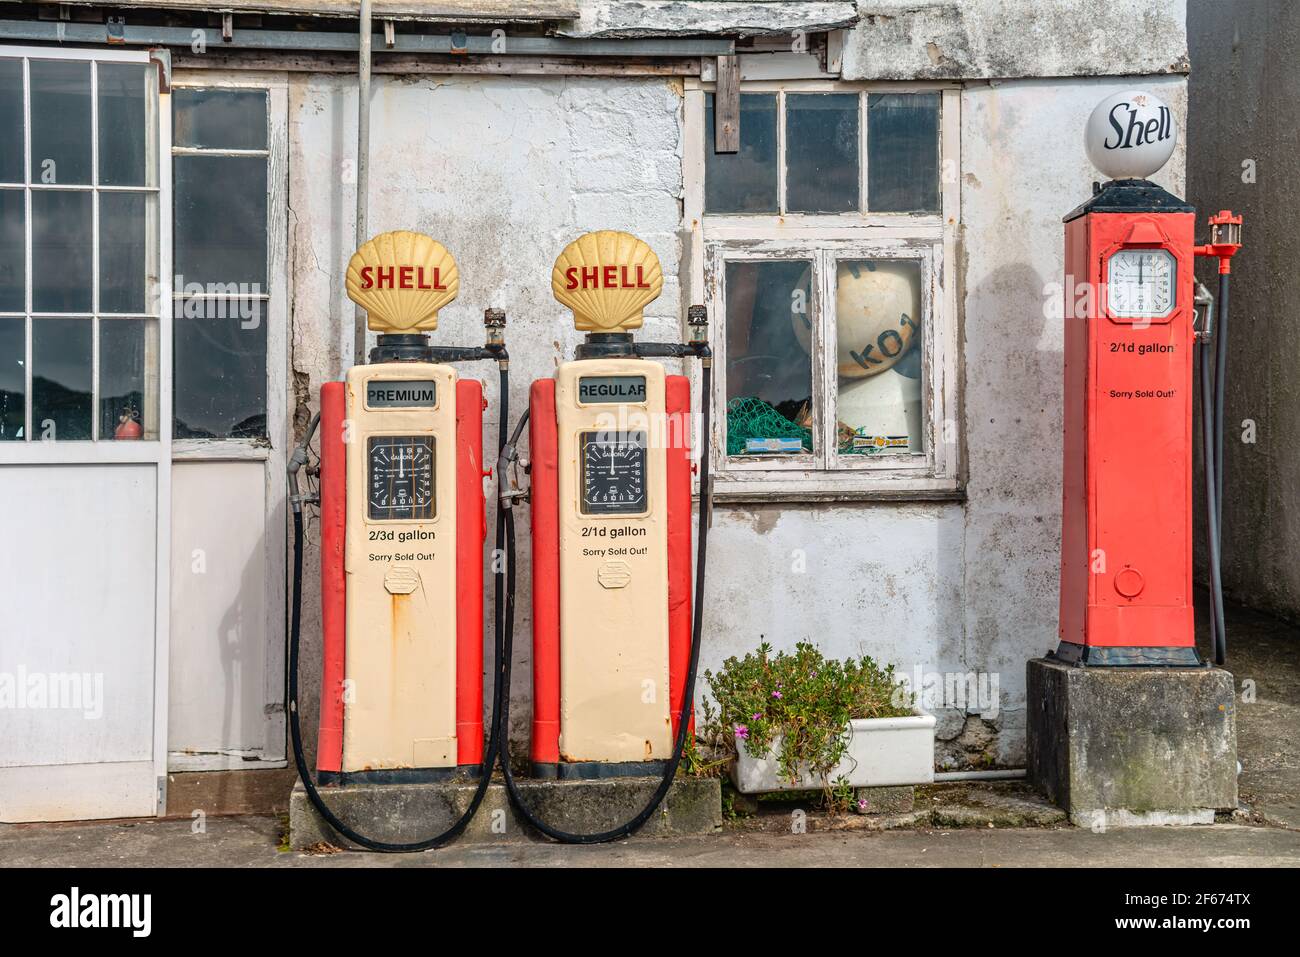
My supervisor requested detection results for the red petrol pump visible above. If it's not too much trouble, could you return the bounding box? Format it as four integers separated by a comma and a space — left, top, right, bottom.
494, 230, 713, 843
1057, 92, 1242, 667
287, 230, 510, 851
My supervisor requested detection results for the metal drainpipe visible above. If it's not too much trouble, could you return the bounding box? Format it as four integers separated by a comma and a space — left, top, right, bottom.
353, 0, 372, 365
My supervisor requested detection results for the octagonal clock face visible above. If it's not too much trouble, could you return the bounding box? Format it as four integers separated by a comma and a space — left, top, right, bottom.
367, 435, 435, 521
1107, 248, 1176, 319
580, 430, 647, 515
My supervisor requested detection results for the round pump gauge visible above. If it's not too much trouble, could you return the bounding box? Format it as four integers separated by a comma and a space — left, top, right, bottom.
580, 430, 647, 515
1107, 248, 1176, 319
368, 435, 435, 521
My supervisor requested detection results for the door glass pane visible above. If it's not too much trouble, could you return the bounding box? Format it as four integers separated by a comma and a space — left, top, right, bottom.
98, 63, 154, 187
705, 93, 778, 214
0, 59, 23, 184
0, 316, 24, 440
867, 93, 940, 213
32, 317, 92, 440
0, 188, 24, 311
100, 191, 149, 313
173, 88, 268, 150
835, 259, 924, 456
30, 59, 92, 186
724, 260, 813, 455
32, 190, 93, 312
174, 155, 267, 290
786, 93, 859, 214
174, 298, 268, 439
101, 317, 158, 440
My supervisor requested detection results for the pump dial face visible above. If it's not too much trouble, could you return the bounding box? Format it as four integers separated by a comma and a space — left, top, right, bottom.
580, 430, 647, 515
368, 435, 435, 521
1107, 248, 1176, 319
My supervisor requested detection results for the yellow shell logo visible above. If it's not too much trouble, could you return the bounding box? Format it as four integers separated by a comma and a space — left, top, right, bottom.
551, 230, 663, 331
345, 230, 459, 332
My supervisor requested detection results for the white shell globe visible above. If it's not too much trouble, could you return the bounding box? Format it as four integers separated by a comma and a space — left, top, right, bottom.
792, 260, 921, 379
1084, 91, 1177, 180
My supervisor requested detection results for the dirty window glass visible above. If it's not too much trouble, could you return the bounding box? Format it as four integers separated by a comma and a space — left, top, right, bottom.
101, 317, 159, 440
0, 188, 24, 311
0, 59, 23, 184
100, 191, 151, 314
724, 260, 814, 455
173, 88, 268, 151
172, 87, 270, 441
98, 63, 155, 188
32, 317, 92, 440
705, 93, 778, 214
834, 259, 924, 456
867, 93, 940, 213
786, 93, 859, 213
173, 299, 268, 439
31, 189, 93, 313
29, 60, 92, 186
0, 316, 24, 440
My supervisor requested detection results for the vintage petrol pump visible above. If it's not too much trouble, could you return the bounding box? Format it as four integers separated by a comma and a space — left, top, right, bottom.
1057, 92, 1241, 667
495, 230, 713, 843
287, 231, 510, 851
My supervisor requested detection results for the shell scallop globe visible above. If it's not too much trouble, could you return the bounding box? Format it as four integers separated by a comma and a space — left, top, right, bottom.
552, 230, 663, 331
345, 230, 460, 332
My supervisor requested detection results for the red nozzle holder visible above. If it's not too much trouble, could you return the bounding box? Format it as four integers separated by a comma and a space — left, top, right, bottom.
1194, 210, 1243, 274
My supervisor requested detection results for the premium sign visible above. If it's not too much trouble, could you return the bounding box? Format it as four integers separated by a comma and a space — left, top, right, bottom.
552, 230, 664, 331
366, 379, 438, 408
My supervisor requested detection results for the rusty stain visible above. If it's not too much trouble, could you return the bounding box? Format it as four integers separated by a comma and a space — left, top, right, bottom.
644, 739, 653, 759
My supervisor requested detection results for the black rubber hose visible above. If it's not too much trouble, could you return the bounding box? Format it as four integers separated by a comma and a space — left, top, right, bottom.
497, 360, 713, 843
285, 364, 510, 852
1199, 338, 1227, 667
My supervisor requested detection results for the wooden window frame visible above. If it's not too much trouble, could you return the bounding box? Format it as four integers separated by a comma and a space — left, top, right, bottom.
684, 79, 962, 503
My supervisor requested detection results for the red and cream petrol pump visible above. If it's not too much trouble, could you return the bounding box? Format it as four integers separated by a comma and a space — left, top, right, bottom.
495, 230, 713, 843
287, 230, 510, 852
1056, 91, 1241, 667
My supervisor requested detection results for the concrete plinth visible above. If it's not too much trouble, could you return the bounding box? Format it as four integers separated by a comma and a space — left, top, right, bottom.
1026, 657, 1237, 828
289, 775, 722, 849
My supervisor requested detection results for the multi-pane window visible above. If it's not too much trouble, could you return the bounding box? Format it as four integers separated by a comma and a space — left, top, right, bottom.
705, 91, 940, 216
697, 85, 956, 488
0, 55, 161, 441
172, 88, 269, 440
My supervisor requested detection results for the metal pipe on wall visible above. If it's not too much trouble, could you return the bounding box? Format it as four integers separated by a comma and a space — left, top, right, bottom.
354, 0, 372, 365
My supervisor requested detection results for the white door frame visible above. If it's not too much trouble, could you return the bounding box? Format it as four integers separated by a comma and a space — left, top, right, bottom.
0, 43, 172, 815
168, 71, 289, 770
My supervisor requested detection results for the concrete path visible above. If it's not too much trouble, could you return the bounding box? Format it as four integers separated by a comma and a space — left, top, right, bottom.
3, 814, 1299, 867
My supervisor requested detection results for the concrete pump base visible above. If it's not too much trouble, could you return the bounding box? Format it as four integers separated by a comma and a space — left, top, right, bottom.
1026, 657, 1238, 827
288, 774, 722, 849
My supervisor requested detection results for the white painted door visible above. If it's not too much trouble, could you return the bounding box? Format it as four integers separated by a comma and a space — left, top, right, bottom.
0, 46, 172, 821
166, 76, 289, 770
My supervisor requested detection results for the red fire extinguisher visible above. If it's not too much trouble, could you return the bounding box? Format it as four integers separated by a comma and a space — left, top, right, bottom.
114, 406, 143, 440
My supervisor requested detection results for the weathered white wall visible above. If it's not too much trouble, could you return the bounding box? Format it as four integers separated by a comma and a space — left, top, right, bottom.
284, 64, 1188, 770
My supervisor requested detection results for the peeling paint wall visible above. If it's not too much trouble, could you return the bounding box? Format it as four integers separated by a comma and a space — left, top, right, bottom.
843, 0, 1189, 81
1188, 0, 1300, 623
283, 56, 1188, 772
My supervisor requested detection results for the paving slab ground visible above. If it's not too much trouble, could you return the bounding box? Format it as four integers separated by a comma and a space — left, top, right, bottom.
2, 814, 1299, 867
2, 596, 1295, 867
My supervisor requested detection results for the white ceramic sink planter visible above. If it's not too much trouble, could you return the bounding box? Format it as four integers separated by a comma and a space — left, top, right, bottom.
730, 712, 937, 794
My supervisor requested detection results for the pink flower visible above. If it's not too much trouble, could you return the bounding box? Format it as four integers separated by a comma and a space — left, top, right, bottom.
734, 725, 749, 740
771, 690, 783, 699
857, 798, 868, 811
751, 712, 763, 721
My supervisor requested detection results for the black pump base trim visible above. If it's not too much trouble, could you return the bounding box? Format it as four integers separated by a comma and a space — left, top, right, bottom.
530, 759, 670, 781
1052, 641, 1205, 668
316, 764, 483, 786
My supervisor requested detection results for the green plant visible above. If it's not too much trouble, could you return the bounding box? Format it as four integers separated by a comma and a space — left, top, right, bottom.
703, 641, 912, 791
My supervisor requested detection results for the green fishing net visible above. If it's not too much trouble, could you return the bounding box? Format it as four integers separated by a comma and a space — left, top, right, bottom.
726, 396, 812, 455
